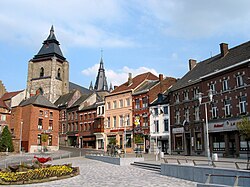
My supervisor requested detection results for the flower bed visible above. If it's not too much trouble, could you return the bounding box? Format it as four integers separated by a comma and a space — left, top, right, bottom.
0, 163, 79, 185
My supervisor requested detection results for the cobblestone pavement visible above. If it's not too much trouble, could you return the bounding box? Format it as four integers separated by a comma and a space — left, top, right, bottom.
11, 157, 197, 187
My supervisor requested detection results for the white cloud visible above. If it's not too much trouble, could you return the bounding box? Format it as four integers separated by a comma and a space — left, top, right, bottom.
82, 64, 158, 87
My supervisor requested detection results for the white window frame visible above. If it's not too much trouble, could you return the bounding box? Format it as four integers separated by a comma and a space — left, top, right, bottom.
239, 96, 247, 114
236, 75, 244, 87
222, 79, 229, 91
224, 100, 231, 116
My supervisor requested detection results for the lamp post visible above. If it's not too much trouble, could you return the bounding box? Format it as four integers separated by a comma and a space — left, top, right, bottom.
198, 89, 213, 165
123, 115, 128, 157
20, 121, 23, 154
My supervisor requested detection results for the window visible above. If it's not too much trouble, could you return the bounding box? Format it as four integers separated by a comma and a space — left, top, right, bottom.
37, 135, 41, 145
107, 117, 110, 128
164, 119, 169, 131
126, 134, 132, 148
195, 133, 202, 150
212, 105, 218, 119
143, 116, 148, 126
38, 119, 43, 130
135, 99, 140, 109
127, 115, 130, 126
80, 114, 83, 121
175, 111, 180, 124
195, 106, 200, 121
75, 122, 78, 131
184, 91, 189, 101
163, 106, 168, 115
126, 98, 130, 107
49, 120, 53, 130
49, 112, 53, 119
67, 124, 70, 131
107, 102, 111, 110
142, 97, 148, 108
193, 88, 199, 99
119, 99, 123, 108
222, 79, 229, 91
40, 67, 44, 77
175, 94, 180, 103
48, 135, 52, 146
113, 116, 117, 128
119, 115, 123, 127
239, 96, 247, 114
1, 115, 6, 121
57, 68, 61, 79
236, 75, 244, 87
102, 106, 104, 114
224, 99, 231, 117
39, 110, 43, 116
154, 120, 159, 133
210, 83, 215, 92
113, 101, 117, 109
184, 108, 189, 122
154, 108, 159, 115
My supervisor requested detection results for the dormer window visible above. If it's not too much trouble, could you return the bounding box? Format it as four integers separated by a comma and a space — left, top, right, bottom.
40, 67, 44, 77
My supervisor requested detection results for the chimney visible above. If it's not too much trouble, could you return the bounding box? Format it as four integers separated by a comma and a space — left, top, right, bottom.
128, 73, 132, 85
189, 59, 197, 71
159, 74, 163, 81
220, 43, 228, 57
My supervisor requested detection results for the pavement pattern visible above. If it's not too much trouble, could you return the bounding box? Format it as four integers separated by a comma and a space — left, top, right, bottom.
10, 157, 197, 187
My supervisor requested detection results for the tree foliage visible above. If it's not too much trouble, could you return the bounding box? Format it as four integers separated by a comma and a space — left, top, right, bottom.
237, 116, 250, 140
0, 126, 14, 152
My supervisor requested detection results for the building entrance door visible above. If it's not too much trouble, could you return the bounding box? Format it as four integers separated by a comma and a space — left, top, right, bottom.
185, 134, 191, 156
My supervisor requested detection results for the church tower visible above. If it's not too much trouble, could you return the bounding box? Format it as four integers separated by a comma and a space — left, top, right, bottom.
93, 57, 108, 91
26, 26, 69, 103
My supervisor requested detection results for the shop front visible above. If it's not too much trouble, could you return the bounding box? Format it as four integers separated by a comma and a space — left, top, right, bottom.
209, 119, 241, 158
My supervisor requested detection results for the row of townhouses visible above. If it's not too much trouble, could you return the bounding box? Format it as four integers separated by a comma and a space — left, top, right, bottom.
0, 26, 249, 158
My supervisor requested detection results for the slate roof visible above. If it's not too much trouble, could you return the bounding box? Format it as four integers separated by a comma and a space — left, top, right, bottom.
133, 80, 158, 95
19, 95, 57, 109
54, 90, 76, 107
170, 41, 250, 91
111, 72, 158, 94
70, 94, 91, 108
69, 82, 93, 95
94, 58, 108, 91
78, 103, 97, 112
33, 26, 65, 61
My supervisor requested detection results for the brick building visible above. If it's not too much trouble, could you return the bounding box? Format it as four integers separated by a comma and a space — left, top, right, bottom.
10, 95, 59, 153
169, 42, 250, 158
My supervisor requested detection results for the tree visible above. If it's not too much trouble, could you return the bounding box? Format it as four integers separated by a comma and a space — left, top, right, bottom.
237, 116, 250, 165
0, 126, 14, 152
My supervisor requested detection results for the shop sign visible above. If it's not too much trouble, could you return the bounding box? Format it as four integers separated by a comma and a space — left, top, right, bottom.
172, 127, 184, 134
208, 119, 239, 132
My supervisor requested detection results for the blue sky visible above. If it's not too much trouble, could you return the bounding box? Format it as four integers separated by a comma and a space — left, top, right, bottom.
1, 0, 250, 92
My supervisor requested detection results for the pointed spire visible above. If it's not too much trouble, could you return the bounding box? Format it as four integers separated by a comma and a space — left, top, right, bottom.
109, 82, 113, 92
94, 55, 108, 91
89, 81, 93, 90
33, 26, 65, 61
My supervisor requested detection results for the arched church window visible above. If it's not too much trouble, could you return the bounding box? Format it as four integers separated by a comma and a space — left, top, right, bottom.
57, 68, 61, 79
40, 67, 44, 77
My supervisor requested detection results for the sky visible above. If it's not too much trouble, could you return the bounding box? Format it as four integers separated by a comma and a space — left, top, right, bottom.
1, 0, 250, 92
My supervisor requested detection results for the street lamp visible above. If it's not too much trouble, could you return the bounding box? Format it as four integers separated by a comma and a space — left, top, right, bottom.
20, 121, 23, 154
198, 89, 213, 165
123, 114, 128, 157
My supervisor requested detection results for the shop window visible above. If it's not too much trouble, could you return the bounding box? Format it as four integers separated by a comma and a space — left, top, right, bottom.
240, 136, 249, 151
174, 135, 183, 151
126, 134, 132, 148
195, 132, 202, 150
213, 134, 225, 151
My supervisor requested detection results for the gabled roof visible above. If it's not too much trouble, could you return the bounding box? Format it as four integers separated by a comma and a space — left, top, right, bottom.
133, 80, 158, 95
19, 95, 57, 109
170, 41, 250, 91
69, 82, 93, 95
71, 94, 91, 108
54, 90, 76, 107
33, 26, 65, 61
111, 72, 158, 94
0, 90, 23, 101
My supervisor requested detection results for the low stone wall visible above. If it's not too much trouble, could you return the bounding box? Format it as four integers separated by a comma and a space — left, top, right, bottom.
85, 155, 144, 166
161, 163, 250, 187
